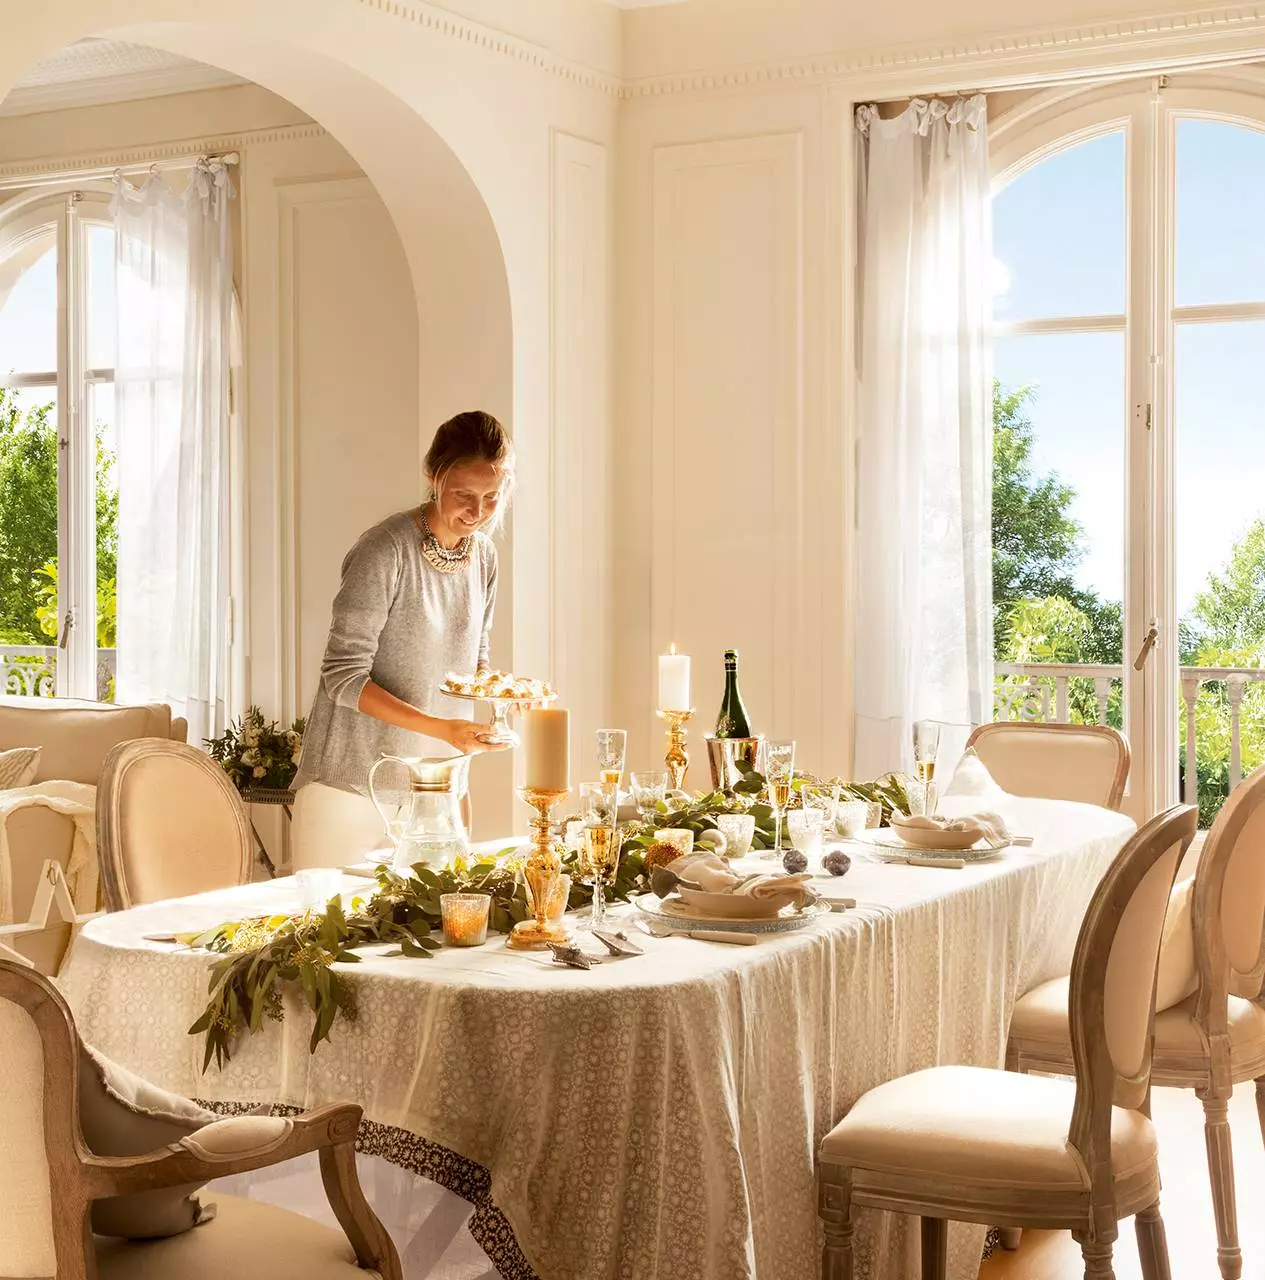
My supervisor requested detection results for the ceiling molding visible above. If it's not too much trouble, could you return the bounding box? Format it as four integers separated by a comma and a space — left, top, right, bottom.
0, 122, 328, 183
1, 64, 246, 117
622, 4, 1265, 98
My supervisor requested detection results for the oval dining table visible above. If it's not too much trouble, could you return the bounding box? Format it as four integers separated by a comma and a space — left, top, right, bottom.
58, 795, 1134, 1280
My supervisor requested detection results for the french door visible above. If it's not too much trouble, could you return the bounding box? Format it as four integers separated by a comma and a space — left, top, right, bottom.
991, 78, 1265, 824
0, 189, 115, 701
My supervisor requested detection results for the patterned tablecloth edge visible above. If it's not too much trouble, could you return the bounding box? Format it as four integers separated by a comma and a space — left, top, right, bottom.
197, 1099, 540, 1280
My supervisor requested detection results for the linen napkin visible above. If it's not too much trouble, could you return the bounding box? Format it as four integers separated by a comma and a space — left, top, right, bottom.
670, 854, 740, 893
731, 872, 816, 910
892, 811, 1011, 844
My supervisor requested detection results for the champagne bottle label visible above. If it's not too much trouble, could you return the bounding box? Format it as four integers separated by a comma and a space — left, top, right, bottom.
715, 649, 753, 739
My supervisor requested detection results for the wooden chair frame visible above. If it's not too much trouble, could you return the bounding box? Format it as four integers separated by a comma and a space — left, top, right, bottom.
0, 960, 401, 1280
965, 721, 1131, 811
1007, 764, 1265, 1278
819, 804, 1197, 1280
98, 739, 253, 912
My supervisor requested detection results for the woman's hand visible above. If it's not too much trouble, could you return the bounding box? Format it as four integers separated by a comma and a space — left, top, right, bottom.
439, 719, 511, 754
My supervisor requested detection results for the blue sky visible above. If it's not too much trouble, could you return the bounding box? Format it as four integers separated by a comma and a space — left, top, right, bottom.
994, 120, 1265, 634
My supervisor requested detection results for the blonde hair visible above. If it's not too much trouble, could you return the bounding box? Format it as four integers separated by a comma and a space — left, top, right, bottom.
424, 410, 515, 535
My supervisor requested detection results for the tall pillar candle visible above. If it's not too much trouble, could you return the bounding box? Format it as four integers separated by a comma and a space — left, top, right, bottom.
522, 708, 570, 791
658, 645, 691, 712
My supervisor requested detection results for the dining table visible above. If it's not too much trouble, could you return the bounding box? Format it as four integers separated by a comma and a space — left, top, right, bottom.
57, 794, 1134, 1280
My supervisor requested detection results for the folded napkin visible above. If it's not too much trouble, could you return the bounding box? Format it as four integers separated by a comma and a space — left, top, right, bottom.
669, 854, 739, 893
731, 872, 816, 910
892, 811, 1011, 844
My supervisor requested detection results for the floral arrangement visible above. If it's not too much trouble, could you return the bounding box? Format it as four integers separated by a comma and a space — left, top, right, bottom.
204, 706, 306, 794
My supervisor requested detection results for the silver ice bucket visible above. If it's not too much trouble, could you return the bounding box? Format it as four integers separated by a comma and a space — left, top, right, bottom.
704, 734, 767, 791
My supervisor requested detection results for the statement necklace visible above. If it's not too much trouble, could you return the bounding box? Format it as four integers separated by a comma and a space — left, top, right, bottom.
417, 506, 473, 574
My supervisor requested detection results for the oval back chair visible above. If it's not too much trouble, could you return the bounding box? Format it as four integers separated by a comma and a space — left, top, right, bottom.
965, 721, 1130, 810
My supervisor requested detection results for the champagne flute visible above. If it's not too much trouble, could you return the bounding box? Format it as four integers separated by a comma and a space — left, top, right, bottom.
579, 781, 620, 929
765, 740, 796, 860
911, 720, 941, 816
595, 729, 628, 792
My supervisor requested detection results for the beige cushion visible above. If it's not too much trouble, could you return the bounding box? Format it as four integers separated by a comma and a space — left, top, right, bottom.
1155, 877, 1197, 1012
1009, 976, 1072, 1053
969, 725, 1124, 809
0, 997, 56, 1274
1153, 994, 1265, 1068
180, 1116, 293, 1161
94, 1193, 377, 1279
943, 748, 1007, 801
0, 697, 174, 785
0, 744, 41, 789
819, 1065, 1156, 1192
80, 1044, 216, 1239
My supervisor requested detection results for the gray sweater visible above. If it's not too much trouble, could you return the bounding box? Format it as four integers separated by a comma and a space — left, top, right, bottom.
294, 509, 498, 795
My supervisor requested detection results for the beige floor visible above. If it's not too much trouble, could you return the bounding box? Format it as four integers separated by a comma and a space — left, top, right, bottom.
979, 1080, 1264, 1280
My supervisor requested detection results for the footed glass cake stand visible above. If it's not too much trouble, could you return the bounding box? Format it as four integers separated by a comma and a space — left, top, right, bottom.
442, 690, 556, 747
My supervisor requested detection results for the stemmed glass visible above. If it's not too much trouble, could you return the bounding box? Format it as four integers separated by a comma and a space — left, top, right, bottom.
765, 740, 796, 859
595, 729, 628, 792
578, 781, 620, 930
630, 770, 668, 821
911, 720, 941, 816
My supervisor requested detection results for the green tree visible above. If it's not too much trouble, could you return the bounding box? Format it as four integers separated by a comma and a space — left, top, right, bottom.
1187, 518, 1265, 656
0, 387, 119, 648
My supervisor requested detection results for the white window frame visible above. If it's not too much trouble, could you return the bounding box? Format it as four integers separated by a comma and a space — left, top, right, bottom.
0, 186, 113, 699
990, 72, 1265, 819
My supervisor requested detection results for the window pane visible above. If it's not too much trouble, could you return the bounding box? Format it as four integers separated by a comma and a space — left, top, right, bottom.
1176, 120, 1265, 307
992, 332, 1125, 726
0, 239, 57, 377
1174, 321, 1265, 824
89, 381, 117, 702
87, 224, 116, 372
993, 131, 1126, 321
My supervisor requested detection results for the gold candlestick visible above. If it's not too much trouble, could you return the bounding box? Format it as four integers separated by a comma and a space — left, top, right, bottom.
656, 708, 693, 791
507, 786, 572, 951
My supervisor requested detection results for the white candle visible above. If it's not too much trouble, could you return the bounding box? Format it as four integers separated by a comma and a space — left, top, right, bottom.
522, 708, 570, 791
658, 644, 691, 712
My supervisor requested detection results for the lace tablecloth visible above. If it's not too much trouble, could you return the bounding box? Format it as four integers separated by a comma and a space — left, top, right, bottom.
59, 796, 1133, 1280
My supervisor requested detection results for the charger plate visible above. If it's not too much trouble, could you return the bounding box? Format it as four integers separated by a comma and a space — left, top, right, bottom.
866, 829, 1009, 863
635, 893, 832, 935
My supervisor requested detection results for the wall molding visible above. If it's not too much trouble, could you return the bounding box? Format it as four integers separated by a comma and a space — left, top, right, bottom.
0, 122, 328, 183
625, 6, 1265, 98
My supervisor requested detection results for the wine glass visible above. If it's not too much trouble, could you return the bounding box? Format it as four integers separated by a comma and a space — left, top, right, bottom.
765, 740, 796, 860
578, 781, 620, 930
595, 729, 628, 792
911, 720, 941, 816
630, 769, 668, 821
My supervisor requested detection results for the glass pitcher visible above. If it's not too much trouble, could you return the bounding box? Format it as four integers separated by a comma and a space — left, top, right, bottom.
368, 753, 472, 870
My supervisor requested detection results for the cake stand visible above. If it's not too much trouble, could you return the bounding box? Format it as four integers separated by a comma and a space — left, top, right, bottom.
441, 689, 556, 747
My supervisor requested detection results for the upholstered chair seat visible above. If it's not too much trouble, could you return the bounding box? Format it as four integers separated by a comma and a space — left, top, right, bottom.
820, 1065, 1158, 1198
95, 1193, 383, 1280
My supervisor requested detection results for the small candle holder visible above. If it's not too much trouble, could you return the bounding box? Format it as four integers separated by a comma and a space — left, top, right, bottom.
440, 892, 491, 946
507, 785, 573, 951
656, 708, 693, 791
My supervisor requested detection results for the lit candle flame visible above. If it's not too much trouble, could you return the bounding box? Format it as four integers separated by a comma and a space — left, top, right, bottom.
669, 641, 676, 656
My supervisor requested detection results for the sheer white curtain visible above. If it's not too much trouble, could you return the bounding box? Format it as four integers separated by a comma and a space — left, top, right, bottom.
113, 161, 234, 744
852, 97, 993, 778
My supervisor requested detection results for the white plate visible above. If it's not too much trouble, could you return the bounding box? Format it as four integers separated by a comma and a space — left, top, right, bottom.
634, 893, 832, 935
867, 830, 1009, 863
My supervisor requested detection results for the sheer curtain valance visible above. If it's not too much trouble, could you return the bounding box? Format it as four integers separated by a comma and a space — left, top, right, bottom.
112, 160, 235, 744
852, 95, 993, 779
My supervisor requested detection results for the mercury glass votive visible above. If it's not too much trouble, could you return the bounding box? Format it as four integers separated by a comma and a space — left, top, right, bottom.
296, 867, 342, 911
716, 813, 756, 857
440, 893, 492, 947
835, 800, 871, 840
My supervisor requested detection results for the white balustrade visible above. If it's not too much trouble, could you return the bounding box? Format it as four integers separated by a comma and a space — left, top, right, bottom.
0, 646, 116, 700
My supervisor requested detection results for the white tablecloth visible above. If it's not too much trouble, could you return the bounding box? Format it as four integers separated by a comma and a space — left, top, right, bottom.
59, 796, 1133, 1280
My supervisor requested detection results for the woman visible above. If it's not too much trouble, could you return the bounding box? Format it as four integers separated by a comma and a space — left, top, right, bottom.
291, 410, 512, 868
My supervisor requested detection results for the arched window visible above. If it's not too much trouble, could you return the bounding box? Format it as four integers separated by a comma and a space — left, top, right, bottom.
990, 78, 1265, 824
0, 189, 117, 699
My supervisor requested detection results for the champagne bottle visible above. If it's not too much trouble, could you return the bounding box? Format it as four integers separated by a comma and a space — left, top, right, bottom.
714, 649, 753, 738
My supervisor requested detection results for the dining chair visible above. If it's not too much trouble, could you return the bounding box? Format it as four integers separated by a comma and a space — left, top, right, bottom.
964, 721, 1130, 810
1006, 764, 1265, 1280
817, 803, 1197, 1280
98, 739, 253, 911
0, 959, 402, 1280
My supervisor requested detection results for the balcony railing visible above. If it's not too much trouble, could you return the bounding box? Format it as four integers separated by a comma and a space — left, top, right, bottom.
0, 645, 116, 702
995, 662, 1265, 805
